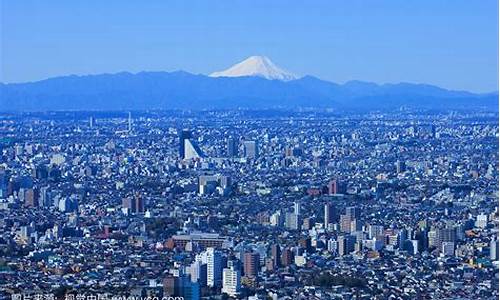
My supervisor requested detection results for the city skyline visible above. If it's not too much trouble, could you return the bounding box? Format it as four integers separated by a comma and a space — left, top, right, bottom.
0, 109, 497, 299
0, 2, 498, 299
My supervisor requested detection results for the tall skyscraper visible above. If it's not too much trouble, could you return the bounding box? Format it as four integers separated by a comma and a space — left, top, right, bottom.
430, 124, 437, 138
227, 137, 238, 157
205, 248, 222, 288
122, 195, 144, 213
285, 212, 300, 230
179, 130, 204, 160
222, 265, 241, 297
187, 260, 207, 287
294, 201, 301, 215
179, 130, 192, 159
243, 252, 260, 277
128, 111, 132, 132
490, 238, 499, 261
337, 235, 355, 256
243, 140, 258, 159
280, 248, 293, 266
324, 202, 337, 229
271, 244, 281, 267
339, 215, 351, 233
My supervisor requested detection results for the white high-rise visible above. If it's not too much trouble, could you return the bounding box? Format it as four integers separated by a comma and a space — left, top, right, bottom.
187, 260, 207, 286
128, 111, 132, 132
243, 140, 258, 159
184, 139, 203, 160
197, 248, 222, 288
294, 201, 301, 215
222, 266, 241, 297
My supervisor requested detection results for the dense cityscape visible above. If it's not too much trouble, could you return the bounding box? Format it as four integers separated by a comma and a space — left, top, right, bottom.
0, 109, 498, 299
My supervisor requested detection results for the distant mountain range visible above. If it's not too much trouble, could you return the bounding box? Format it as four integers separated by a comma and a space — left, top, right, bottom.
0, 56, 497, 111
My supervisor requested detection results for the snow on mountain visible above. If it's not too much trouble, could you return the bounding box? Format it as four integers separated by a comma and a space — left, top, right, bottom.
210, 55, 298, 81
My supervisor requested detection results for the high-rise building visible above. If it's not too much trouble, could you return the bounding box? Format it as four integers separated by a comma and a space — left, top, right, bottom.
128, 111, 132, 132
39, 186, 50, 207
490, 238, 499, 261
187, 260, 207, 287
285, 212, 300, 230
397, 228, 407, 249
135, 196, 145, 213
345, 207, 360, 220
58, 196, 78, 213
205, 248, 222, 288
227, 138, 238, 157
337, 235, 355, 256
350, 219, 362, 233
24, 188, 36, 207
243, 252, 260, 277
0, 171, 8, 198
428, 230, 438, 248
122, 195, 144, 214
222, 265, 241, 297
281, 248, 293, 266
340, 214, 352, 233
409, 240, 419, 255
430, 124, 437, 138
270, 211, 283, 227
179, 130, 204, 160
387, 233, 399, 248
198, 175, 218, 195
294, 201, 301, 215
328, 179, 347, 195
415, 228, 429, 252
324, 202, 337, 229
179, 130, 192, 159
327, 239, 337, 253
271, 244, 281, 267
243, 140, 258, 159
396, 160, 406, 174
163, 275, 200, 300
436, 228, 457, 250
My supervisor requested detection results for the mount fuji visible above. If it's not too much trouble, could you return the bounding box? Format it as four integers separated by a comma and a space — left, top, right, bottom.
210, 56, 298, 81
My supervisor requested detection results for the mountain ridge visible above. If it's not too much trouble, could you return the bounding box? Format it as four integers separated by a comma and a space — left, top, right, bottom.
0, 70, 497, 111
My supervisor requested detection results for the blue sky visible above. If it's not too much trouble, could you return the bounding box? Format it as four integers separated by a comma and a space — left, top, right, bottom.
1, 1, 498, 92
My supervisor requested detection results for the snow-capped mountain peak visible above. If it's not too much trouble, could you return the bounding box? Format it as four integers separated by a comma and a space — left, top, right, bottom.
210, 56, 298, 81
